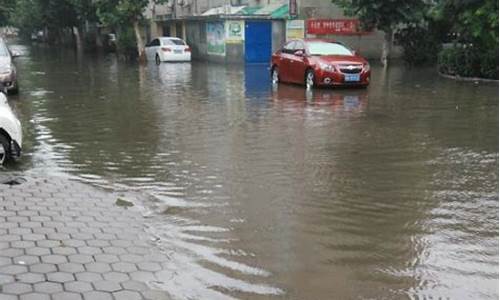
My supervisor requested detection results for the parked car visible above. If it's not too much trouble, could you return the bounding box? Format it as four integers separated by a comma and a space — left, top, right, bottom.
0, 84, 22, 165
145, 37, 191, 64
270, 39, 370, 89
0, 39, 19, 94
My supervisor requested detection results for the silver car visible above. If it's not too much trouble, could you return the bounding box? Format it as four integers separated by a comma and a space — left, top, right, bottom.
0, 39, 19, 94
0, 86, 22, 164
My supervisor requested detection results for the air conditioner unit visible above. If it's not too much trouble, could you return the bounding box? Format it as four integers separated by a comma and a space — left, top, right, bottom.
166, 1, 174, 8
182, 0, 191, 7
177, 0, 185, 6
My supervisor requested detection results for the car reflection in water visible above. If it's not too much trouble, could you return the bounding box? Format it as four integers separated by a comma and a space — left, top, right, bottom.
271, 82, 368, 113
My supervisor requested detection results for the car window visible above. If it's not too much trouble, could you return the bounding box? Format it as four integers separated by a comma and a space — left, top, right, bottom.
294, 41, 305, 51
307, 42, 353, 56
162, 39, 186, 46
282, 41, 296, 54
149, 39, 161, 47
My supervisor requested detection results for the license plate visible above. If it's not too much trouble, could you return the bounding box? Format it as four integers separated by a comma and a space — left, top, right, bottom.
344, 74, 360, 82
174, 50, 183, 54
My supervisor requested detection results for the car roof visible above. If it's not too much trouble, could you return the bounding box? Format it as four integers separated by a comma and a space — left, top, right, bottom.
159, 37, 184, 41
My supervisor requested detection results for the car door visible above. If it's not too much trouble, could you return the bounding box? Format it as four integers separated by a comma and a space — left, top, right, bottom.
145, 39, 159, 61
278, 41, 296, 83
288, 41, 308, 84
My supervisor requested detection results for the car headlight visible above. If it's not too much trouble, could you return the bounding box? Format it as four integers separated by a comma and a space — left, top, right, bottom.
363, 63, 370, 72
0, 66, 12, 75
319, 62, 335, 72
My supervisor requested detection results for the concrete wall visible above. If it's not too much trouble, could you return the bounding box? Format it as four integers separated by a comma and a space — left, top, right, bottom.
296, 0, 401, 60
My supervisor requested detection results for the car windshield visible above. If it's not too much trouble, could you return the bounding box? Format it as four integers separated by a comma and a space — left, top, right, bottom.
163, 39, 186, 46
307, 42, 353, 56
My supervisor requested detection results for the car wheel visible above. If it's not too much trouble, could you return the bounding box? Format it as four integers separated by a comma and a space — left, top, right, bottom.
10, 82, 19, 95
155, 54, 161, 65
0, 134, 10, 165
305, 69, 315, 90
271, 66, 279, 84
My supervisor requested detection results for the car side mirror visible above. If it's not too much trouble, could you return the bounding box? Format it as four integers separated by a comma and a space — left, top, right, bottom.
351, 50, 358, 56
294, 50, 304, 57
11, 51, 20, 58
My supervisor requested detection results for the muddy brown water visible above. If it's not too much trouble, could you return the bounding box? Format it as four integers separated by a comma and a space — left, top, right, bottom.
5, 43, 499, 299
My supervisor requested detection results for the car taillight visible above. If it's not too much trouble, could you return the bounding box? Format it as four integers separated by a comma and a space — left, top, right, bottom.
161, 47, 172, 52
185, 47, 191, 52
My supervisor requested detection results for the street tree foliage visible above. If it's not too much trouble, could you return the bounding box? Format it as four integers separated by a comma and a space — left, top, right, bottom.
333, 0, 427, 66
7, 0, 166, 61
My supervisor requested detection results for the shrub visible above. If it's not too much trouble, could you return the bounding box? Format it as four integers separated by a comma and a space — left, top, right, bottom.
438, 45, 498, 79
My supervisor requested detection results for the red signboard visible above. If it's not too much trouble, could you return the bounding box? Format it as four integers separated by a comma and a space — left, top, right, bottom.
306, 19, 370, 35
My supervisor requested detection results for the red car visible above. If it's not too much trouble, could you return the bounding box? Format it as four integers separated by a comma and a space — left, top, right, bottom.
270, 39, 370, 89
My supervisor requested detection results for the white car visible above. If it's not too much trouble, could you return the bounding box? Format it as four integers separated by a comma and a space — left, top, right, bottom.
0, 88, 22, 165
145, 37, 191, 64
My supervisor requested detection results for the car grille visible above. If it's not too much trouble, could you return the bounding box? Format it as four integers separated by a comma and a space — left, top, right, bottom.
339, 64, 363, 74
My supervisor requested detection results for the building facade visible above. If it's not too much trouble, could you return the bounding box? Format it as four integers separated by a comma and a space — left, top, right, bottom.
143, 0, 401, 63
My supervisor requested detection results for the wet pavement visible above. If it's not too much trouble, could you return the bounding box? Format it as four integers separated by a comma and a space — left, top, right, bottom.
2, 43, 499, 299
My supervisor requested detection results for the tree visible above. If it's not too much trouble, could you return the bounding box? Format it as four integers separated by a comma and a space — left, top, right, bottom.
334, 0, 427, 66
95, 0, 161, 62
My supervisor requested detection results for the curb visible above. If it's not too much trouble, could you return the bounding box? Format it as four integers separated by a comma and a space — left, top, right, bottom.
438, 71, 499, 83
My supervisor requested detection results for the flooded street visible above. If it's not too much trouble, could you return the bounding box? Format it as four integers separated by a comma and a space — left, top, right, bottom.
5, 43, 499, 299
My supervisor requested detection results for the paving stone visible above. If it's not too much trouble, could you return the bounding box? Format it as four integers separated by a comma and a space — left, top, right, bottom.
102, 272, 130, 283
0, 264, 28, 275
34, 282, 64, 293
112, 262, 137, 273
84, 262, 111, 273
52, 247, 78, 255
93, 280, 122, 292
16, 272, 45, 284
64, 281, 94, 293
41, 255, 67, 264
137, 262, 162, 272
120, 255, 143, 263
10, 240, 36, 249
47, 272, 75, 283
68, 254, 94, 264
61, 239, 86, 248
75, 272, 104, 282
83, 291, 114, 300
120, 281, 149, 292
103, 247, 127, 255
86, 240, 110, 247
53, 292, 83, 300
95, 254, 119, 264
58, 263, 85, 273
1, 248, 24, 257
37, 240, 61, 248
0, 295, 17, 300
79, 247, 102, 255
129, 272, 156, 283
0, 274, 15, 285
20, 293, 51, 300
2, 282, 33, 294
13, 255, 40, 265
22, 234, 46, 241
25, 247, 51, 256
113, 290, 143, 300
142, 290, 171, 300
0, 256, 12, 266
30, 263, 57, 273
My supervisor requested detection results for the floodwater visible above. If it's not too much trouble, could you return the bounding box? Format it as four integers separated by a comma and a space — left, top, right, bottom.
5, 43, 499, 299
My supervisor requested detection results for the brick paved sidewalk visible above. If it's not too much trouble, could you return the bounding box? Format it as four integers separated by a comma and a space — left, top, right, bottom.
0, 175, 173, 300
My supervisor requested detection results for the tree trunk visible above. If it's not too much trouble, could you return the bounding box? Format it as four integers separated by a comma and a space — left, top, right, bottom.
73, 26, 84, 53
381, 28, 393, 67
133, 20, 146, 63
95, 26, 103, 49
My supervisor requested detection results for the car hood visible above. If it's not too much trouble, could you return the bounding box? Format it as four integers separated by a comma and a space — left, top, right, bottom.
0, 56, 12, 66
312, 55, 367, 65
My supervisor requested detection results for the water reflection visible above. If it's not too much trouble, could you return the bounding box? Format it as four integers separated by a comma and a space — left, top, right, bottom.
6, 43, 499, 300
